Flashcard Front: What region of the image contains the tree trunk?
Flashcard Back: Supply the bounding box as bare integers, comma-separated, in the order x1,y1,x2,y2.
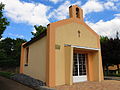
117,64,119,74
106,65,109,75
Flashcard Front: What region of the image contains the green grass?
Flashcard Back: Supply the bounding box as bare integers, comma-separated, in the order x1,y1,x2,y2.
0,71,15,78
109,74,120,77
105,73,120,77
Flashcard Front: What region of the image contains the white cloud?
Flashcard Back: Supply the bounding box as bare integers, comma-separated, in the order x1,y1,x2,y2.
82,0,104,16
8,33,24,38
104,1,117,10
1,0,50,26
109,0,119,2
114,13,120,17
81,0,118,16
1,0,119,40
48,1,81,20
86,16,120,38
0,38,5,41
49,0,60,3
32,27,37,33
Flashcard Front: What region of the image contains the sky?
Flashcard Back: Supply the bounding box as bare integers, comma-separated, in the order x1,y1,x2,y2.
0,0,120,41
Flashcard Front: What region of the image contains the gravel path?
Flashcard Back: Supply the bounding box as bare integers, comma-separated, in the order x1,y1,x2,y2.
54,80,120,90
0,76,34,90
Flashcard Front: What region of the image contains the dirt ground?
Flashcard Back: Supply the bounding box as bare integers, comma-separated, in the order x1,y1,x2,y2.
0,76,34,90
54,80,120,90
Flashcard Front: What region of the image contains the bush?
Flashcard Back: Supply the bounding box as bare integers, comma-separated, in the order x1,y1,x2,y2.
0,60,18,68
0,71,15,78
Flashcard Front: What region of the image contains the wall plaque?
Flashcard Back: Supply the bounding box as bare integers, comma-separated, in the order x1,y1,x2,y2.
55,44,61,50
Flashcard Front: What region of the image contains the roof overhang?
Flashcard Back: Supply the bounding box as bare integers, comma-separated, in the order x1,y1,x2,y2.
23,30,47,48
64,44,100,51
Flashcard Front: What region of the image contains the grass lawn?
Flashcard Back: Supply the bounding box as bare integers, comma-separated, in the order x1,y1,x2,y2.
0,71,15,79
109,74,120,77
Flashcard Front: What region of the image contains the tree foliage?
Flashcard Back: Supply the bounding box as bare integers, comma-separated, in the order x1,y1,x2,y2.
100,36,109,66
0,38,26,68
0,3,9,39
101,32,120,73
31,25,47,38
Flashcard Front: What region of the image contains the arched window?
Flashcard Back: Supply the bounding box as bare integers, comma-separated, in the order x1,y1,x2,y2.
76,8,79,18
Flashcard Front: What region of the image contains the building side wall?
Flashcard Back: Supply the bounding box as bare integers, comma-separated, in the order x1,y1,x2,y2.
55,23,99,86
23,36,47,82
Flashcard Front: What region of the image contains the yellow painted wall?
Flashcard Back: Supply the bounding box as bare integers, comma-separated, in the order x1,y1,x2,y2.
87,53,94,81
55,23,99,85
55,45,65,85
64,46,73,85
56,23,98,48
92,50,103,81
23,36,47,82
87,51,103,81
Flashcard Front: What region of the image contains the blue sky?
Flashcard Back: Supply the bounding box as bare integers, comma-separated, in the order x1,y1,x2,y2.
1,0,120,41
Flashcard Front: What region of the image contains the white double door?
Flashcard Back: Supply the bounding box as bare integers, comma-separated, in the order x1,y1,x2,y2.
73,53,87,83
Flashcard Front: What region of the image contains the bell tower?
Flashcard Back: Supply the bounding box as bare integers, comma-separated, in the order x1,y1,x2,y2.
69,5,83,21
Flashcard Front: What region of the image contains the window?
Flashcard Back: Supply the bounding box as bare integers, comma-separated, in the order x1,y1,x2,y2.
25,47,29,66
76,8,79,18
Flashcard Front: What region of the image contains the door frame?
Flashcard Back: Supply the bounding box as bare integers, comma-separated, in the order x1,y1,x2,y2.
73,52,88,83
64,44,100,85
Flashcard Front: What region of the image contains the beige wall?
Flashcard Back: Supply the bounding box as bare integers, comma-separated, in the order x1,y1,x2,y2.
23,36,47,82
55,22,102,86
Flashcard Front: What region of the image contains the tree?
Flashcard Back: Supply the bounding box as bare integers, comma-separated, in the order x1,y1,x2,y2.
100,36,111,74
31,25,47,38
0,38,26,68
0,3,9,39
100,36,108,43
101,32,120,74
100,36,109,66
111,31,120,73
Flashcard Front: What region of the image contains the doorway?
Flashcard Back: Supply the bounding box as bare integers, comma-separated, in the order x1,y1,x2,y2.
73,53,87,83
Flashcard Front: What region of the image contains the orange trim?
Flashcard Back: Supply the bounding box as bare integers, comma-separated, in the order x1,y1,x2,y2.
20,43,26,73
46,24,56,87
69,5,83,21
86,54,89,81
87,53,94,81
98,36,101,48
69,5,75,18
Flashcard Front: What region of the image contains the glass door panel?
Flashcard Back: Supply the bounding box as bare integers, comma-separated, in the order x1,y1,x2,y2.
73,53,78,76
73,53,87,83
